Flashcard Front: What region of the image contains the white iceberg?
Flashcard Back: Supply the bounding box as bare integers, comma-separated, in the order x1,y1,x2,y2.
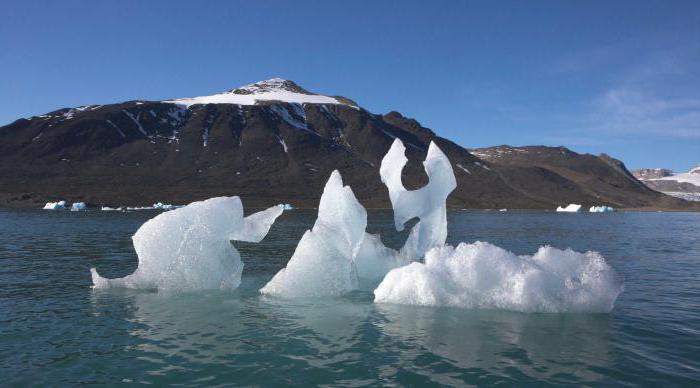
556,204,582,212
380,139,457,259
91,197,283,291
43,200,66,210
101,206,123,211
374,242,622,313
153,202,176,210
70,202,87,211
281,203,294,210
260,171,369,297
589,206,614,213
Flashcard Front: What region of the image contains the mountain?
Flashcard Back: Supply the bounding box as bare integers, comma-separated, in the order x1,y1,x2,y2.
633,166,700,202
0,78,696,211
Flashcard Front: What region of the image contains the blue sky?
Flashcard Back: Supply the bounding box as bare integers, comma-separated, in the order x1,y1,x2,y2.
2,0,698,171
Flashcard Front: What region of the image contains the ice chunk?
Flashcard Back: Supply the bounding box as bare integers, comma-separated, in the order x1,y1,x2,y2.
70,202,87,211
43,200,66,210
380,139,456,259
153,202,175,210
261,171,407,297
261,171,369,297
101,206,123,211
91,197,283,291
374,242,623,313
556,204,582,212
281,203,294,210
589,206,614,213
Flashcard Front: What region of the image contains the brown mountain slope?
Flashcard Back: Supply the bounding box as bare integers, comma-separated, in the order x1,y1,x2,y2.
0,79,695,211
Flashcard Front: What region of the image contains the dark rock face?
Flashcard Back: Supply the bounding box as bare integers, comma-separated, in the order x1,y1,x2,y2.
0,82,696,210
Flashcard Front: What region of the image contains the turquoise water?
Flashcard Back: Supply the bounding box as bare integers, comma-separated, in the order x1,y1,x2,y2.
1,209,699,386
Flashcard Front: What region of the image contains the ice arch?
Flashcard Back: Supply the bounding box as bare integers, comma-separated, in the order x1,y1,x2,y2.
380,139,457,259
91,197,283,291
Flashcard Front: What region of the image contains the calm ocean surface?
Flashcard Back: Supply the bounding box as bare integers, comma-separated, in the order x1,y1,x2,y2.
1,208,699,386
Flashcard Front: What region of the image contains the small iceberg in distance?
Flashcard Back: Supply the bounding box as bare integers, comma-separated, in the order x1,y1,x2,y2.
556,204,582,212
281,203,294,210
101,206,123,211
43,200,66,210
590,206,614,213
70,202,87,211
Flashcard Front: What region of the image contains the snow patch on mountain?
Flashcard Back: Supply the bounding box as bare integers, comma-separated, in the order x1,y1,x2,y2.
164,78,357,109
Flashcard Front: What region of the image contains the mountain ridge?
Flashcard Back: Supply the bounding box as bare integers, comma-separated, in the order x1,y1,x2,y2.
1,79,696,211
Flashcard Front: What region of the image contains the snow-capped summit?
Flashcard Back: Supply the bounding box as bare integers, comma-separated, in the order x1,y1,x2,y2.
165,78,358,108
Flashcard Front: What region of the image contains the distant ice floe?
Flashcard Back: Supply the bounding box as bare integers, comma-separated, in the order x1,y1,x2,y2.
123,202,179,211
91,197,283,291
43,201,66,210
281,203,294,210
556,204,582,212
374,242,623,313
101,206,123,211
589,206,614,213
70,202,87,211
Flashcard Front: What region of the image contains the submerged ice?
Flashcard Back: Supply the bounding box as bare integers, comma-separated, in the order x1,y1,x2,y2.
374,242,623,313
91,197,283,291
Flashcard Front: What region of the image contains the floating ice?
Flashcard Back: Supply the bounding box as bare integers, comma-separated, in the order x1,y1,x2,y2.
91,197,283,291
260,171,369,297
589,206,614,213
374,242,623,313
101,206,123,211
43,200,66,210
556,204,582,212
282,203,294,210
380,139,456,259
70,202,87,211
153,202,175,210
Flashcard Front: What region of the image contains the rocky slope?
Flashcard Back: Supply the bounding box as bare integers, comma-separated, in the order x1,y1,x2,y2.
0,78,696,210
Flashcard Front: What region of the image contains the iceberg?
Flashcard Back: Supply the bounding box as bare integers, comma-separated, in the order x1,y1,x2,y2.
101,206,123,211
43,200,66,210
153,202,176,210
589,206,614,213
91,197,283,291
260,171,369,297
70,202,87,211
374,242,623,313
281,203,294,210
380,139,457,259
556,204,582,212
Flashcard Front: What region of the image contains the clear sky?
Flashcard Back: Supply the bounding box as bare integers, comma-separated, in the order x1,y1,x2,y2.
2,0,698,171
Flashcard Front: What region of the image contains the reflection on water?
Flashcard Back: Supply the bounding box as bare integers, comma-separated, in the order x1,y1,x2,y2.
2,209,700,385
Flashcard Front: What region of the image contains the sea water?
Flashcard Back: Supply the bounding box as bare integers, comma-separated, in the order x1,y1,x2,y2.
1,209,699,385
